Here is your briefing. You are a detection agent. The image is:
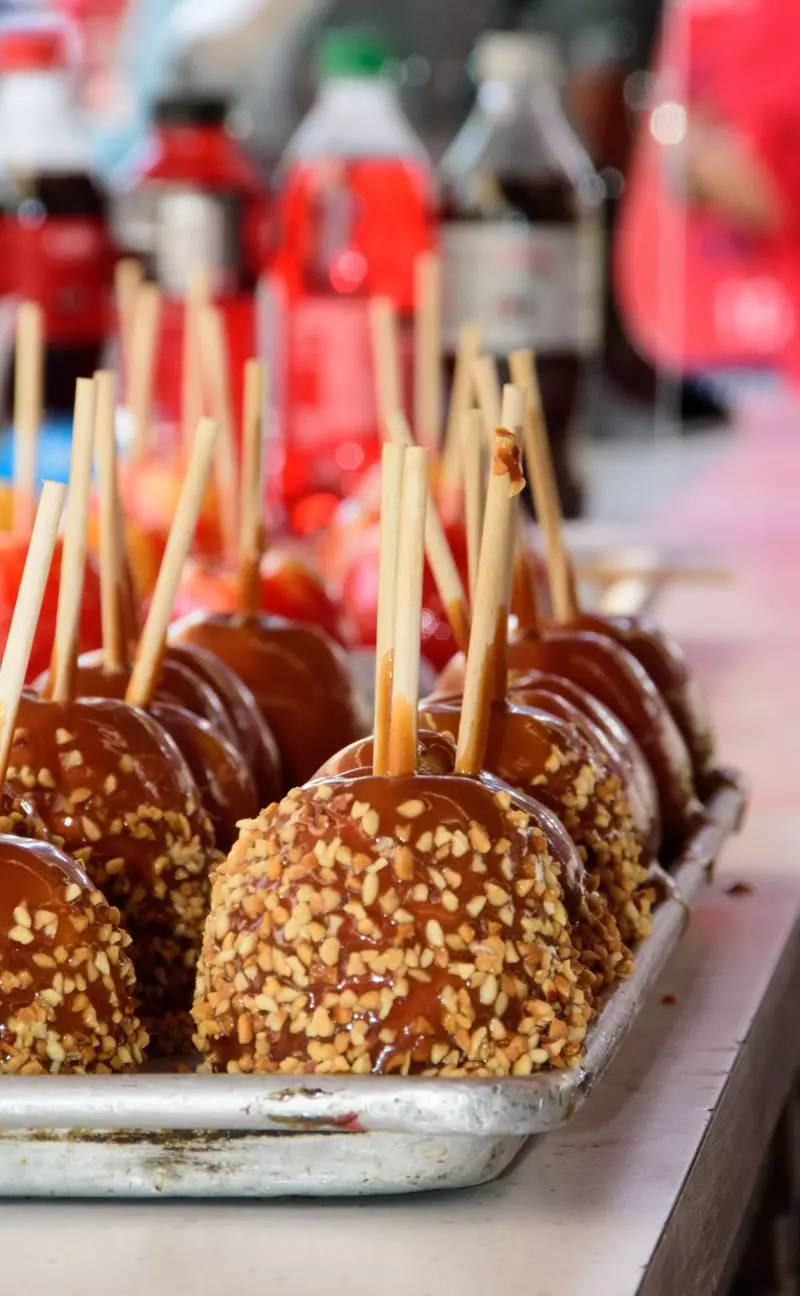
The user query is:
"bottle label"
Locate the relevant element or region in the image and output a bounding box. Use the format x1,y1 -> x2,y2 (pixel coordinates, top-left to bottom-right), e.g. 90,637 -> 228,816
283,294 -> 394,452
441,219 -> 603,355
0,215 -> 111,344
153,186 -> 240,297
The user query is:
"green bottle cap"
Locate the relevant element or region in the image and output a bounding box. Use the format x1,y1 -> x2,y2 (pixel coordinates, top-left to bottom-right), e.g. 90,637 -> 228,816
316,27 -> 390,81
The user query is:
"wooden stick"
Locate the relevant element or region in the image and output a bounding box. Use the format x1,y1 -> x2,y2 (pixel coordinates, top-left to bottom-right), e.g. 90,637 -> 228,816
181,264 -> 211,458
369,296 -> 403,434
473,354 -> 501,438
49,379 -> 97,702
373,442 -> 405,777
200,304 -> 239,564
0,481 -> 66,783
497,385 -> 528,683
462,409 -> 486,608
13,301 -> 43,537
509,347 -> 578,621
440,322 -> 482,516
128,282 -> 161,457
387,447 -> 428,778
94,370 -> 126,672
455,431 -> 524,776
115,257 -> 143,390
126,418 -> 219,709
238,358 -> 266,616
386,410 -> 471,653
413,252 -> 441,453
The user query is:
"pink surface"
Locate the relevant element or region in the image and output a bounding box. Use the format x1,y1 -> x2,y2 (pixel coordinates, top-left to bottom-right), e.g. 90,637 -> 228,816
653,408 -> 800,812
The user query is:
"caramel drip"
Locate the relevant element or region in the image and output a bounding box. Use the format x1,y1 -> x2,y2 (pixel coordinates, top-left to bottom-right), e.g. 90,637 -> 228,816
237,549 -> 262,619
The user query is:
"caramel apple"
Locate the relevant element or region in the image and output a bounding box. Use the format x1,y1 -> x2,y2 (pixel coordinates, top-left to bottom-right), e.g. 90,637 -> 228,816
171,612 -> 366,790
7,694 -> 221,1053
149,701 -> 259,850
164,644 -> 283,806
192,772 -> 591,1076
562,611 -> 715,779
422,694 -> 652,977
0,835 -> 147,1074
506,676 -> 659,855
438,629 -> 699,848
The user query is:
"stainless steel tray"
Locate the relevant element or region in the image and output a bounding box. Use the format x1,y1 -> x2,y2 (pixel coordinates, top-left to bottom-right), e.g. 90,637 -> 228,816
0,775 -> 747,1198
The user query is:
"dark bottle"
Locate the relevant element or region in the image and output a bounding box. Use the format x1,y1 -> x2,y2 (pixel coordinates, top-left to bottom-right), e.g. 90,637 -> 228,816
0,20 -> 114,412
440,33 -> 603,517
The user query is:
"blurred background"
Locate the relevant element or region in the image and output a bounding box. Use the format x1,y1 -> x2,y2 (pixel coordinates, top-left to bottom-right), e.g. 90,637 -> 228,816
0,0 -> 797,548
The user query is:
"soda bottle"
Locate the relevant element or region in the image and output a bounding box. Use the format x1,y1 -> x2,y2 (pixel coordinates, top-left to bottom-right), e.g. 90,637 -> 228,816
115,93 -> 272,429
0,17 -> 114,412
440,33 -> 603,517
268,27 -> 436,536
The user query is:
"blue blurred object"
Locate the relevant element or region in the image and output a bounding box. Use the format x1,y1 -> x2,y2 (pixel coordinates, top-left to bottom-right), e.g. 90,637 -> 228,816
0,417 -> 75,484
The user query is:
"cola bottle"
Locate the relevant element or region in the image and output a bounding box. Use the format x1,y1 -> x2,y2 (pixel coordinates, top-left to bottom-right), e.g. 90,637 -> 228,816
440,33 -> 604,517
0,19 -> 114,412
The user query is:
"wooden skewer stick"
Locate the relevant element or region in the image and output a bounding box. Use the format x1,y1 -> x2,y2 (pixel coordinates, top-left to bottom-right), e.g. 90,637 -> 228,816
12,301 -> 44,537
387,446 -> 428,778
413,252 -> 442,453
200,305 -> 239,564
440,322 -> 482,517
238,358 -> 267,617
509,347 -> 578,622
49,379 -> 97,702
94,370 -> 126,672
128,282 -> 161,457
462,409 -> 486,608
373,442 -> 406,777
369,296 -> 404,434
386,410 -> 471,653
126,418 -> 219,710
455,430 -> 524,776
475,359 -> 538,633
472,353 -> 501,436
499,383 -> 537,658
181,264 -> 211,457
0,481 -> 66,784
115,258 -> 143,391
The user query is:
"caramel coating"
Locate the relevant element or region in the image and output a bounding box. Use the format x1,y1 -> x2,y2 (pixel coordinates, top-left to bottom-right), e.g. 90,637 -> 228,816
506,681 -> 657,856
60,651 -> 238,749
171,613 -> 367,789
7,696 -> 222,1054
315,730 -> 457,780
0,836 -> 147,1074
150,702 -> 259,851
421,696 -> 654,980
564,613 -> 715,779
506,670 -> 660,853
193,774 -> 592,1077
166,643 -> 283,805
438,629 -> 698,846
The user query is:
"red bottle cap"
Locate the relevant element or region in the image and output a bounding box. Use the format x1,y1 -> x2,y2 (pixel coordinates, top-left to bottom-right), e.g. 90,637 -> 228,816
0,28 -> 69,73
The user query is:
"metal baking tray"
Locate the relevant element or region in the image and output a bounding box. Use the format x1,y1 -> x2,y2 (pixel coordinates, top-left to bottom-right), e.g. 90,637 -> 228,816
0,773 -> 747,1198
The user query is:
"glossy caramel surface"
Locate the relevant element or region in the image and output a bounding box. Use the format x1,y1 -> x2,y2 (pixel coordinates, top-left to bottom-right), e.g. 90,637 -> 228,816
172,613 -> 366,789
166,643 -> 282,805
315,730 -> 457,780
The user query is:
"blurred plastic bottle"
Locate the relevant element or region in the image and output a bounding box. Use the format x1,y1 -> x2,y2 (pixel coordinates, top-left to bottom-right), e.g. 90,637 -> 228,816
440,33 -> 603,517
116,92 -> 272,428
0,15 -> 114,412
267,27 -> 435,536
